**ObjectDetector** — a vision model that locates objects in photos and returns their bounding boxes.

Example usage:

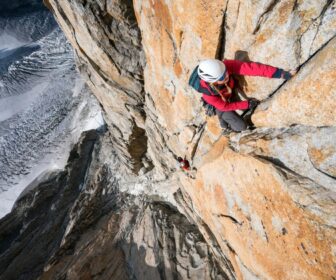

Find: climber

[189,59,296,132]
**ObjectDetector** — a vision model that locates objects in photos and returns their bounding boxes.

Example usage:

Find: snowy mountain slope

[0,1,104,217]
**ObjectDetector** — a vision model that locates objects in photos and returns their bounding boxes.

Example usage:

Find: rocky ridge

[0,0,335,279]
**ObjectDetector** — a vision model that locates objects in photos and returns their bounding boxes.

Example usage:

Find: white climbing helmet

[197,59,226,83]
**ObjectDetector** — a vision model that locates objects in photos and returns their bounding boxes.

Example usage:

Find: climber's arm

[271,68,297,79]
[224,59,294,79]
[202,94,249,112]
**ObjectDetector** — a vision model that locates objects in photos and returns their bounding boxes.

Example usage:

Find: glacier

[0,1,105,217]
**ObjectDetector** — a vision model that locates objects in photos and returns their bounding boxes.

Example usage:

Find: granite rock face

[1,0,335,279]
[253,36,336,127]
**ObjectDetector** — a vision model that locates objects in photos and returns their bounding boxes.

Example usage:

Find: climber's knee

[220,111,247,132]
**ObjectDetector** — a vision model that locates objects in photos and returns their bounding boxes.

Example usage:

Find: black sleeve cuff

[272,68,283,78]
[283,71,292,80]
[272,69,292,80]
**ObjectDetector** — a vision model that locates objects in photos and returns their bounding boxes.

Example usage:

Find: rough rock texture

[45,0,148,174]
[224,0,336,100]
[253,36,336,127]
[0,130,100,280]
[1,0,336,279]
[0,131,228,280]
[131,2,336,277]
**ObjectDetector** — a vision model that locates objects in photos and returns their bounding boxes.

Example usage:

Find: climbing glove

[281,70,292,80]
[248,99,260,110]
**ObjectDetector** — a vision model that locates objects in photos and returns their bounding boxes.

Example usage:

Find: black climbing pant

[216,109,247,132]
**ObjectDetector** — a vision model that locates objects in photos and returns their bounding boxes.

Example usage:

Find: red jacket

[200,60,279,111]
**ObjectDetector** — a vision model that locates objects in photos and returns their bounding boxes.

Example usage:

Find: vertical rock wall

[45,0,148,174]
[28,0,336,279]
[132,1,336,278]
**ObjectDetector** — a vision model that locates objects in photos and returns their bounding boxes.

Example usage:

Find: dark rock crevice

[128,120,149,175]
[215,3,228,60]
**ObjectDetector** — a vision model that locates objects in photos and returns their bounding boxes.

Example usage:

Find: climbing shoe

[222,127,233,136]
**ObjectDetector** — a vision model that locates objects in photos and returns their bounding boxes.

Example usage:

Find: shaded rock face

[0,131,228,280]
[0,130,99,280]
[1,0,335,279]
[45,0,148,174]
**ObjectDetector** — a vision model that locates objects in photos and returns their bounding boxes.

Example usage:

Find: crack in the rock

[292,0,299,13]
[170,80,177,100]
[144,93,158,121]
[307,0,334,56]
[190,122,207,162]
[224,241,236,254]
[235,254,262,279]
[261,220,269,243]
[307,20,322,57]
[297,0,334,49]
[294,33,303,65]
[215,3,228,60]
[144,113,181,175]
[264,33,336,101]
[237,0,241,20]
[165,28,178,64]
[254,154,326,187]
[252,0,279,35]
[127,120,149,174]
[307,150,336,180]
[294,0,335,64]
[217,214,243,226]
